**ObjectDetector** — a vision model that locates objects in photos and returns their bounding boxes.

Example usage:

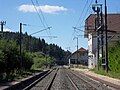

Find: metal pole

[0,21,6,37]
[1,22,3,32]
[100,5,105,69]
[77,37,78,65]
[20,23,22,69]
[97,9,100,70]
[105,0,108,72]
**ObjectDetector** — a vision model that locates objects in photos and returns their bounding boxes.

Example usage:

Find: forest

[0,31,71,81]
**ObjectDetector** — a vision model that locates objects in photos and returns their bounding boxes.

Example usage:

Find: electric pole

[77,37,78,65]
[20,23,27,69]
[0,21,6,37]
[73,27,85,66]
[105,0,108,72]
[92,1,102,70]
[20,23,22,69]
[73,37,78,65]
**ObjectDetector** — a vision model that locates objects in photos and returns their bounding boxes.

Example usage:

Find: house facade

[69,47,88,66]
[84,14,120,68]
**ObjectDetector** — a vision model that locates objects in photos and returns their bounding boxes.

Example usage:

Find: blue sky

[0,0,120,52]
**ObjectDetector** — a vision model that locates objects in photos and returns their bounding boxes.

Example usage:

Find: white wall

[88,33,96,68]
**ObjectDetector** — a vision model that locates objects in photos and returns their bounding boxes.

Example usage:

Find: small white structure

[88,33,96,68]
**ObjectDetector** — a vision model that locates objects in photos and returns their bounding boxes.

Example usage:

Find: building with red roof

[69,47,88,66]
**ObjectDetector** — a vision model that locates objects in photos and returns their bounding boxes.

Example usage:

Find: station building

[84,14,120,68]
[69,47,88,66]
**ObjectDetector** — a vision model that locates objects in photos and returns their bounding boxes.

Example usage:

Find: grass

[14,68,44,80]
[70,64,88,69]
[78,65,88,69]
[0,68,43,83]
[14,71,33,80]
[91,67,120,79]
[31,67,43,71]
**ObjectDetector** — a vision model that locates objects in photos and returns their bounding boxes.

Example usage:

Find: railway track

[28,68,59,90]
[25,67,78,90]
[51,67,78,90]
[66,69,112,90]
[65,69,98,90]
[21,67,113,90]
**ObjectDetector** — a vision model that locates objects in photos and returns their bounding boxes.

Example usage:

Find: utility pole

[0,21,6,37]
[20,23,22,69]
[92,1,102,70]
[77,37,78,65]
[100,5,105,69]
[20,23,27,69]
[73,37,78,65]
[105,0,108,72]
[73,27,85,66]
[96,6,100,70]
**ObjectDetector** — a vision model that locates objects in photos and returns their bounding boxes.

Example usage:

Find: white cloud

[3,27,11,32]
[18,4,68,14]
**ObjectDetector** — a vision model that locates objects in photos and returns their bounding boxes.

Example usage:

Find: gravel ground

[29,67,113,90]
[66,69,97,90]
[51,67,76,90]
[70,69,112,90]
[30,70,56,90]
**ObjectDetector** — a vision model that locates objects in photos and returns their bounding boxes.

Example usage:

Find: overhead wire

[79,0,94,28]
[30,0,52,41]
[67,30,76,52]
[35,0,52,39]
[30,27,50,36]
[74,0,93,38]
[25,24,43,27]
[72,0,94,51]
[35,0,48,27]
[30,0,46,28]
[75,0,89,27]
[4,25,18,32]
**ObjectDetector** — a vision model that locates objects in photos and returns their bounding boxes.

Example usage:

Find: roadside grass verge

[91,67,120,79]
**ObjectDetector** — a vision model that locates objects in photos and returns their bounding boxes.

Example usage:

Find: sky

[0,0,120,53]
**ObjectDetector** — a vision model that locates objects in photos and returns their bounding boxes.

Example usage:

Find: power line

[30,27,51,36]
[30,0,46,28]
[25,24,43,27]
[36,0,48,27]
[79,0,93,27]
[75,0,89,27]
[35,0,52,39]
[31,0,52,41]
[4,25,13,32]
[38,36,57,38]
[67,30,75,52]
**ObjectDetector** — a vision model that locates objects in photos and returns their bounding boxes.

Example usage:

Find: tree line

[0,31,71,81]
[2,31,71,63]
